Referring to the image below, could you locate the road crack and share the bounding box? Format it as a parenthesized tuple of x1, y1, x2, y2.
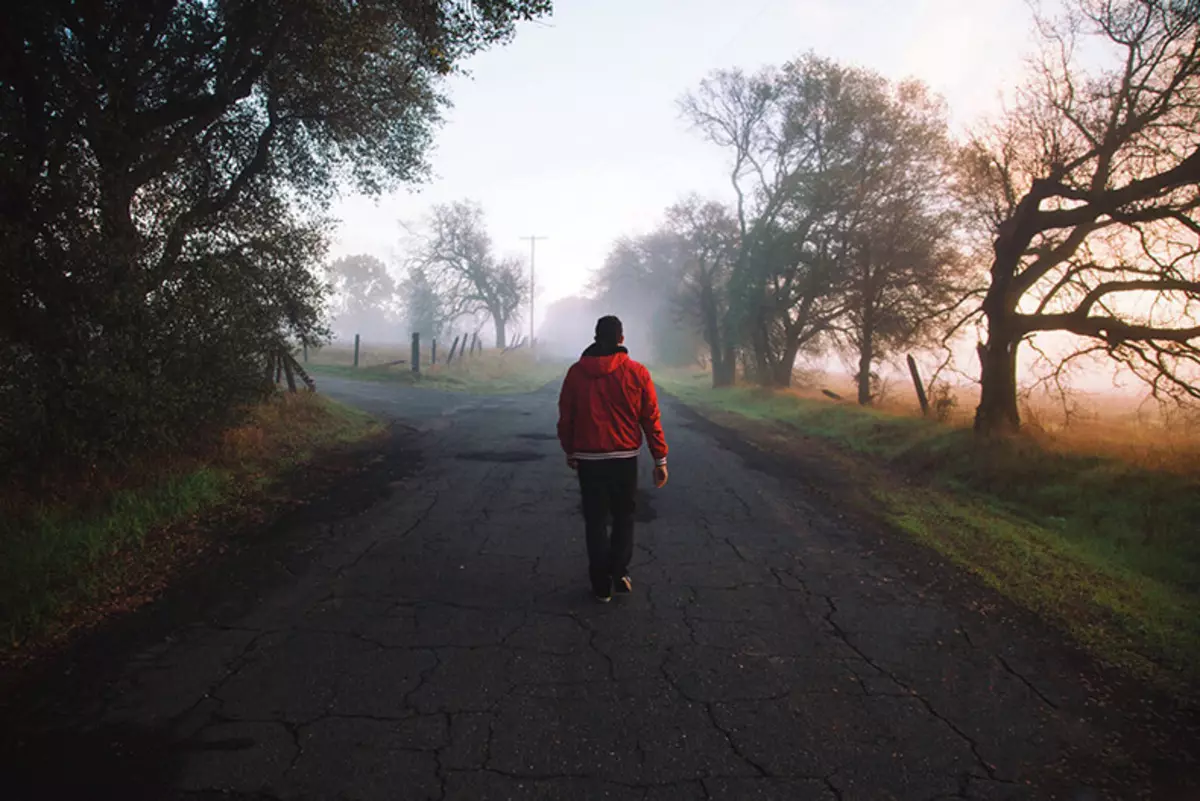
(819, 594, 999, 780)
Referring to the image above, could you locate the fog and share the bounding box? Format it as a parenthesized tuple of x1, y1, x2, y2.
(323, 0, 1200, 422)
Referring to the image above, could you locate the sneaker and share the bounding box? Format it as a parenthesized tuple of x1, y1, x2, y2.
(614, 574, 632, 594)
(593, 576, 612, 603)
(594, 591, 612, 603)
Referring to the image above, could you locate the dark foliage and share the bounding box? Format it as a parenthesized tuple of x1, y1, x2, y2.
(0, 0, 549, 486)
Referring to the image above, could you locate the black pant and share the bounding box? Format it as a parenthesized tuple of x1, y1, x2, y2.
(577, 457, 637, 593)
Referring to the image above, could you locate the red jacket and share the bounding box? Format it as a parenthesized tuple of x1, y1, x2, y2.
(557, 345, 668, 465)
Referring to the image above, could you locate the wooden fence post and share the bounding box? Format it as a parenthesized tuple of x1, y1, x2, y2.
(907, 354, 930, 417)
(447, 335, 461, 364)
(431, 338, 437, 365)
(353, 334, 360, 368)
(412, 332, 420, 374)
(470, 332, 479, 355)
(302, 343, 308, 363)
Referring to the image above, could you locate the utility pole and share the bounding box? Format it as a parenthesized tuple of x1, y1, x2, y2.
(520, 235, 548, 349)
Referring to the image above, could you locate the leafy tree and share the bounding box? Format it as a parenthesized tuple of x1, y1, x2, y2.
(0, 0, 548, 481)
(327, 254, 399, 341)
(663, 197, 739, 384)
(832, 80, 961, 405)
(402, 265, 447, 342)
(683, 56, 966, 391)
(963, 0, 1200, 435)
(414, 201, 527, 348)
(682, 56, 880, 386)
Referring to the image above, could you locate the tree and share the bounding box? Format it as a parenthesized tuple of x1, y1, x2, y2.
(327, 254, 399, 341)
(833, 80, 961, 405)
(539, 295, 602, 358)
(402, 265, 446, 341)
(415, 201, 527, 348)
(663, 197, 740, 385)
(681, 55, 891, 387)
(0, 0, 550, 480)
(591, 230, 702, 366)
(965, 0, 1200, 435)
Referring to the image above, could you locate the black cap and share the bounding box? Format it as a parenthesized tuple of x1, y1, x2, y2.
(595, 315, 623, 345)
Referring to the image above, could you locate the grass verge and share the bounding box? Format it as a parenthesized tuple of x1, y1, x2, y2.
(659, 370, 1200, 694)
(0, 392, 384, 656)
(307, 348, 568, 394)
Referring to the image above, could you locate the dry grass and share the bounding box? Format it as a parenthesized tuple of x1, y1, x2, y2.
(307, 343, 569, 394)
(770, 367, 1200, 475)
(308, 340, 415, 368)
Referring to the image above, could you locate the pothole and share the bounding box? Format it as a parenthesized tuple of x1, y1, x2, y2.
(455, 450, 545, 463)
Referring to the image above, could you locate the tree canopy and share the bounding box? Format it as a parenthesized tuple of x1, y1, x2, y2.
(0, 0, 550, 481)
(963, 0, 1200, 434)
(679, 54, 961, 390)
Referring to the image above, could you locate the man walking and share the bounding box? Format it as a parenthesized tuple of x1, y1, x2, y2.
(557, 315, 669, 602)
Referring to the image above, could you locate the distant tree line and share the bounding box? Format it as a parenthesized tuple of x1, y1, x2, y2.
(326, 199, 528, 350)
(594, 0, 1200, 435)
(0, 0, 550, 487)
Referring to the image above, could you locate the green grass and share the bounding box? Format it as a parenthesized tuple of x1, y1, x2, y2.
(660, 371, 1200, 691)
(0, 392, 384, 651)
(308, 348, 568, 395)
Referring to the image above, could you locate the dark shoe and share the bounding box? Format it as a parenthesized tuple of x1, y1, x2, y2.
(593, 575, 612, 603)
(614, 574, 632, 594)
(594, 591, 612, 603)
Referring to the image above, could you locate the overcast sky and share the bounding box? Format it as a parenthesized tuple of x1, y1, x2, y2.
(328, 0, 1035, 334)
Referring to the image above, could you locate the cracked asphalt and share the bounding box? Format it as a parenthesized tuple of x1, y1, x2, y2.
(3, 376, 1197, 800)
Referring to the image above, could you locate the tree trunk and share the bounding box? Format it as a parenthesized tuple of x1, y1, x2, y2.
(856, 301, 875, 405)
(713, 345, 736, 387)
(699, 284, 729, 388)
(492, 314, 506, 349)
(771, 339, 800, 388)
(857, 340, 873, 406)
(282, 352, 297, 392)
(974, 326, 1021, 435)
(974, 232, 1026, 435)
(857, 253, 876, 406)
(752, 317, 772, 387)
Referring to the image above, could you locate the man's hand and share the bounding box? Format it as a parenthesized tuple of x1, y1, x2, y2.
(653, 463, 668, 488)
(567, 457, 578, 471)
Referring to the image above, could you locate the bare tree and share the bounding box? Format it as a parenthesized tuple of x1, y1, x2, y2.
(413, 201, 527, 348)
(965, 0, 1200, 435)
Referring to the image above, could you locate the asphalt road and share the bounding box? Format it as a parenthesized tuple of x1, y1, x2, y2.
(3, 375, 1196, 800)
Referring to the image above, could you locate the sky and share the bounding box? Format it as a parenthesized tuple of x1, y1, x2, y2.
(328, 0, 1036, 338)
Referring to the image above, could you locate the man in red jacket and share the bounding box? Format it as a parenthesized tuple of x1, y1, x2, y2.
(557, 315, 669, 602)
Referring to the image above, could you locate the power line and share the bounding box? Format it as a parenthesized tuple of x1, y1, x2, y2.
(707, 0, 778, 64)
(520, 235, 549, 348)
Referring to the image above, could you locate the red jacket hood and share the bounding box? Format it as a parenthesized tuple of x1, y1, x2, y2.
(578, 344, 629, 377)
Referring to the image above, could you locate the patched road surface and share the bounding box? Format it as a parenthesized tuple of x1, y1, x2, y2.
(2, 376, 1197, 800)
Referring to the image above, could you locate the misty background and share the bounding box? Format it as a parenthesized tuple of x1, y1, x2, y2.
(323, 0, 1029, 366)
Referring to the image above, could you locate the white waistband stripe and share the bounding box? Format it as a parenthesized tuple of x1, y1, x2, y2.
(571, 450, 640, 460)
